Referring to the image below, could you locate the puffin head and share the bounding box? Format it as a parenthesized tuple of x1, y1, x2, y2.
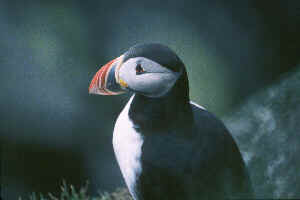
(89, 43, 188, 98)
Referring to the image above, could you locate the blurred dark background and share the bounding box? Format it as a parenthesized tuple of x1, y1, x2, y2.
(0, 0, 300, 199)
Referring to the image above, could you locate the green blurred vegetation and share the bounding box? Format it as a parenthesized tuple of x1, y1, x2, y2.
(20, 181, 132, 200)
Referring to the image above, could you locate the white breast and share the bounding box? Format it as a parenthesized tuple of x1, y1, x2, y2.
(112, 95, 143, 199)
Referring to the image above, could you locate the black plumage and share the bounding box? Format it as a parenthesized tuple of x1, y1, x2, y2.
(91, 43, 254, 200)
(124, 44, 253, 199)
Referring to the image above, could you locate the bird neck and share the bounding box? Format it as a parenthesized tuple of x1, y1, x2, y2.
(128, 72, 193, 131)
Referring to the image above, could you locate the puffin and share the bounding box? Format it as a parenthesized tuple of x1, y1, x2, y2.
(89, 43, 254, 200)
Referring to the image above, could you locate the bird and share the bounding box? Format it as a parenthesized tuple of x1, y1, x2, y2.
(89, 43, 254, 200)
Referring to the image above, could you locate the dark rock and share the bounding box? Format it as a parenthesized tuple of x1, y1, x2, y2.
(224, 66, 300, 198)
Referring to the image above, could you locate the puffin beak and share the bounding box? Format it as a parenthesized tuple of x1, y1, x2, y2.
(89, 55, 127, 95)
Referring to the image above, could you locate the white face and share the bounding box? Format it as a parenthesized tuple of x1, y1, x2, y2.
(118, 57, 181, 98)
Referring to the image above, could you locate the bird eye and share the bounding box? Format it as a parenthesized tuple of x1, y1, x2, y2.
(135, 64, 145, 75)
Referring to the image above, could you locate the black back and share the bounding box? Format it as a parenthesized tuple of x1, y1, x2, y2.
(122, 43, 254, 199)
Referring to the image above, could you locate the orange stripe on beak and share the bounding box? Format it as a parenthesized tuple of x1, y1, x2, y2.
(89, 58, 117, 95)
(89, 55, 126, 96)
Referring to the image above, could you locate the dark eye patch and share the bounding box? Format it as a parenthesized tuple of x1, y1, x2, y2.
(136, 64, 145, 75)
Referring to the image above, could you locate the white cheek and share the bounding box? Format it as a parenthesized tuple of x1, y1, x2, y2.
(135, 74, 162, 91)
(119, 65, 135, 82)
(118, 58, 181, 97)
(138, 73, 179, 97)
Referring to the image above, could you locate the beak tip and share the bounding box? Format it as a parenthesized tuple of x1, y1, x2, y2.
(88, 81, 99, 95)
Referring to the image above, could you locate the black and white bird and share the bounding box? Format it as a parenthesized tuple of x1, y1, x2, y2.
(89, 43, 253, 200)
